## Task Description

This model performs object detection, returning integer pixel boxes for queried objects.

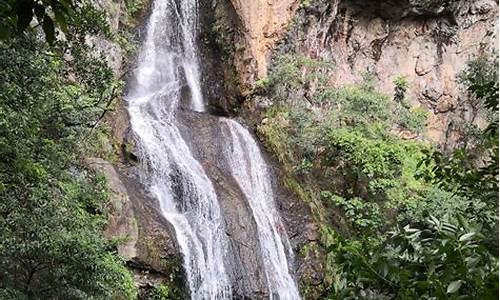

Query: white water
[221,119,301,300]
[126,0,301,298]
[126,0,231,298]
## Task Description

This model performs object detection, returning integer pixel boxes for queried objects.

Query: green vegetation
[149,284,171,300]
[1,0,74,42]
[256,53,498,299]
[0,1,140,299]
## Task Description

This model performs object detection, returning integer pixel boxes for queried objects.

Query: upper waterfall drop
[130,0,205,113]
[125,0,231,298]
[221,119,301,300]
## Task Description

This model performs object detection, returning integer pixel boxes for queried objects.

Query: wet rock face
[117,168,187,298]
[272,170,326,299]
[177,110,322,298]
[85,157,186,297]
[198,0,244,115]
[177,110,269,298]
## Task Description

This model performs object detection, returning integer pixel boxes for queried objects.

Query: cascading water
[221,119,301,300]
[126,0,231,298]
[126,0,301,298]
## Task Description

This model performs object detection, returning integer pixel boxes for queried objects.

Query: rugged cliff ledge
[211,0,498,146]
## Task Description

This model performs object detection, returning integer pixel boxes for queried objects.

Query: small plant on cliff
[393,75,409,103]
[149,283,172,300]
[398,106,428,134]
[391,75,428,134]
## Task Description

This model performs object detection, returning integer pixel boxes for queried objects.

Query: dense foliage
[0,2,138,299]
[255,53,498,299]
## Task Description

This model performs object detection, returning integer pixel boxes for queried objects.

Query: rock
[415,54,436,76]
[85,157,138,259]
[340,0,458,19]
[88,0,125,76]
[84,158,185,296]
[398,130,420,140]
[226,0,302,85]
[422,85,443,103]
[471,0,495,15]
[118,166,187,297]
[436,94,456,113]
[176,110,323,298]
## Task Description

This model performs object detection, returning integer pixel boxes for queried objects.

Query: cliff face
[220,0,498,146]
[96,0,497,298]
[227,0,302,81]
[204,0,498,297]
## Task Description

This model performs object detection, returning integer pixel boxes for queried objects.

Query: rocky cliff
[212,0,498,147]
[94,0,497,298]
[204,0,498,297]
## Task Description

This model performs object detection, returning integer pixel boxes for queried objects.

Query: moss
[257,107,295,170]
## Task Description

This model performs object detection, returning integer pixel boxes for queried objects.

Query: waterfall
[126,0,232,298]
[221,119,301,300]
[126,0,301,298]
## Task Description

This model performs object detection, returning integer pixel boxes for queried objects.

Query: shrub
[257,53,498,298]
[397,106,428,134]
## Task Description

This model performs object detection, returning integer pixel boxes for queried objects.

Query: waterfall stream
[126,0,301,298]
[221,119,301,299]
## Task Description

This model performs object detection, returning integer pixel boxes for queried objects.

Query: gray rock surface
[278,0,498,147]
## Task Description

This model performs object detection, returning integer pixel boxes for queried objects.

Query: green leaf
[42,15,55,44]
[54,10,68,33]
[429,215,440,227]
[381,263,388,277]
[447,280,463,294]
[0,24,11,40]
[459,232,475,242]
[16,0,34,32]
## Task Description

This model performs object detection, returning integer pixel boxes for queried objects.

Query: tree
[0,1,137,298]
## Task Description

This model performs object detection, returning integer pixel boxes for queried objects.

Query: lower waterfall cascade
[125,0,301,298]
[221,119,301,299]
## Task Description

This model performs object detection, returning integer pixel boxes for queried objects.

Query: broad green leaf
[15,0,34,32]
[42,15,55,44]
[446,280,463,294]
[54,10,68,33]
[459,232,475,242]
[429,215,440,227]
